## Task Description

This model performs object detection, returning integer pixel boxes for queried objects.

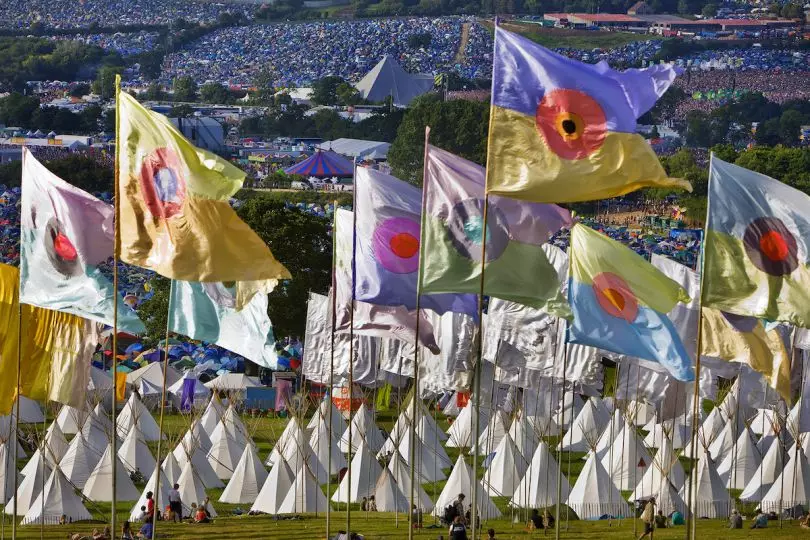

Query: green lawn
[486,20,661,51]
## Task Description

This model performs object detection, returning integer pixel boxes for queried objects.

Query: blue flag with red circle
[353,167,477,318]
[703,156,810,327]
[486,26,691,203]
[567,224,694,382]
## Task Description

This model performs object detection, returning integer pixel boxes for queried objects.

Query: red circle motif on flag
[373,217,420,274]
[139,147,187,220]
[592,272,638,322]
[742,217,798,276]
[535,88,607,161]
[44,217,81,277]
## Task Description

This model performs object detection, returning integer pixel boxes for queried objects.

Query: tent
[206,429,243,481]
[717,427,761,490]
[126,361,182,393]
[558,397,611,452]
[678,456,731,518]
[116,394,163,441]
[396,428,449,483]
[199,396,225,435]
[557,393,585,428]
[5,449,50,516]
[446,402,490,449]
[629,438,685,501]
[173,420,213,461]
[219,444,267,504]
[331,441,382,504]
[482,433,527,497]
[22,468,92,525]
[204,373,262,400]
[82,443,140,502]
[432,456,501,520]
[277,466,329,514]
[509,441,569,509]
[265,417,301,467]
[118,428,156,477]
[760,445,810,512]
[601,422,652,491]
[55,404,90,435]
[284,149,354,178]
[388,450,433,512]
[475,410,509,456]
[707,421,736,462]
[176,460,218,517]
[338,403,385,454]
[130,465,172,522]
[175,440,224,489]
[24,423,68,472]
[0,442,17,503]
[210,405,250,447]
[168,373,210,409]
[740,434,787,502]
[309,417,347,482]
[59,433,102,489]
[354,55,434,107]
[373,467,409,512]
[589,409,624,462]
[15,397,44,424]
[306,397,348,436]
[161,452,183,487]
[251,458,295,515]
[87,366,114,403]
[567,453,630,520]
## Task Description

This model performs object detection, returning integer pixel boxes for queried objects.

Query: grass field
[3,403,792,539]
[483,20,661,50]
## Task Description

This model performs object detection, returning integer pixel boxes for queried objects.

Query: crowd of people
[160,17,473,88]
[51,31,161,57]
[0,0,249,30]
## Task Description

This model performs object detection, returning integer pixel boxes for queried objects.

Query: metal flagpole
[789,339,805,525]
[554,331,569,540]
[326,199,338,540]
[151,288,174,536]
[408,126,431,540]
[110,74,123,539]
[11,303,21,540]
[346,165,358,536]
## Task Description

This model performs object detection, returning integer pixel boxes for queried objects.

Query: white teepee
[0,442,17,503]
[396,429,448,483]
[59,432,102,489]
[277,466,329,514]
[741,434,787,502]
[475,410,508,456]
[339,403,385,454]
[82,443,140,502]
[55,404,90,435]
[161,452,183,486]
[373,467,409,512]
[717,427,761,490]
[176,460,218,517]
[199,396,225,436]
[129,465,171,522]
[678,456,731,518]
[558,397,610,452]
[309,417,347,482]
[446,402,490,449]
[116,393,163,441]
[4,449,50,515]
[601,422,652,491]
[15,396,44,424]
[206,428,243,481]
[567,453,630,520]
[22,468,92,525]
[173,420,213,461]
[219,444,267,504]
[509,441,568,509]
[265,417,301,467]
[432,456,501,519]
[707,421,736,462]
[589,409,625,462]
[118,428,156,477]
[629,439,685,501]
[507,413,539,461]
[41,422,70,464]
[388,451,433,512]
[482,433,527,497]
[331,441,383,503]
[760,445,810,512]
[251,458,295,515]
[175,439,224,489]
[306,397,348,436]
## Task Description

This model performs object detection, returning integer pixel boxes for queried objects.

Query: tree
[780,3,803,18]
[336,82,363,106]
[172,76,197,102]
[169,104,194,118]
[143,83,167,101]
[200,82,231,104]
[407,32,432,49]
[69,83,91,98]
[311,76,345,106]
[0,93,40,127]
[710,143,738,164]
[684,111,712,148]
[754,118,781,146]
[779,109,804,147]
[92,66,122,100]
[701,3,717,17]
[388,94,488,185]
[135,276,170,347]
[677,0,690,14]
[236,198,332,339]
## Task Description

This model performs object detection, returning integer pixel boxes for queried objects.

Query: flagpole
[408,126,430,540]
[554,333,569,540]
[111,74,123,539]
[11,303,21,540]
[151,286,174,536]
[789,337,804,526]
[326,199,338,540]
[347,164,358,537]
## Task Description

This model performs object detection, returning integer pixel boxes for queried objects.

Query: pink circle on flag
[373,216,421,274]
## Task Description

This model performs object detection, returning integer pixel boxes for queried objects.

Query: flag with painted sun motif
[421,144,572,316]
[116,81,290,282]
[353,166,477,318]
[19,148,145,334]
[703,156,810,327]
[486,26,691,203]
[567,223,694,381]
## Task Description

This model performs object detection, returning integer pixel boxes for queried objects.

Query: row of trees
[0,93,114,133]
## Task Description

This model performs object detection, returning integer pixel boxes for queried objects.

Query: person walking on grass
[638,497,656,540]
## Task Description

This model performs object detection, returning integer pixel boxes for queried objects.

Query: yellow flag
[0,264,101,414]
[700,307,791,401]
[116,80,291,282]
[115,372,128,402]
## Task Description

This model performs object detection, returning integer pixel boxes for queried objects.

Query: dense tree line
[0,92,113,134]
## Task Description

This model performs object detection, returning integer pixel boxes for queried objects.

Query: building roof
[573,13,641,23]
[284,149,355,178]
[633,14,695,23]
[317,138,390,159]
[702,18,767,26]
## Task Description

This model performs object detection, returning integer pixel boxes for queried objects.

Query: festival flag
[19,148,144,334]
[567,224,694,381]
[650,254,699,360]
[703,156,810,326]
[168,280,279,369]
[353,167,477,317]
[116,84,290,282]
[334,208,438,351]
[0,264,101,415]
[486,26,690,203]
[422,144,571,315]
[115,372,127,402]
[700,308,791,401]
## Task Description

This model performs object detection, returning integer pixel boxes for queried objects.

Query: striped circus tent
[284,150,354,178]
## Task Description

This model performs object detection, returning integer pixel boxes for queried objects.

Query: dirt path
[455,22,471,64]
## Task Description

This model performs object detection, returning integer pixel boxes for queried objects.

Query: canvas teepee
[760,445,810,512]
[277,466,329,514]
[251,457,295,515]
[4,449,50,515]
[116,393,163,441]
[331,441,383,503]
[482,433,527,497]
[199,396,225,436]
[432,456,501,519]
[118,428,156,477]
[176,460,218,517]
[740,433,787,502]
[339,403,385,454]
[22,468,92,525]
[509,441,569,509]
[507,413,539,461]
[219,444,267,504]
[558,397,610,452]
[130,464,171,522]
[373,467,409,512]
[678,456,731,518]
[717,427,761,490]
[82,443,140,502]
[59,432,102,489]
[388,451,433,512]
[308,416,347,482]
[567,453,630,520]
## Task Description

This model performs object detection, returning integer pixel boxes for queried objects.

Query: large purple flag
[353,167,478,318]
[180,378,197,411]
